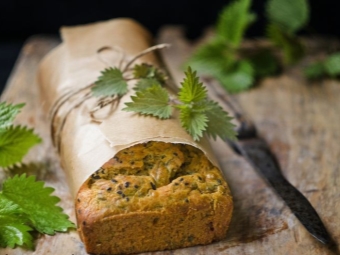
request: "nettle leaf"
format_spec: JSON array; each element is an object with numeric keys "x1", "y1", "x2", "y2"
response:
[
  {"x1": 123, "y1": 85, "x2": 172, "y2": 119},
  {"x1": 179, "y1": 106, "x2": 208, "y2": 141},
  {"x1": 133, "y1": 78, "x2": 162, "y2": 91},
  {"x1": 0, "y1": 195, "x2": 23, "y2": 215},
  {"x1": 133, "y1": 63, "x2": 151, "y2": 78},
  {"x1": 179, "y1": 67, "x2": 208, "y2": 103},
  {"x1": 248, "y1": 50, "x2": 279, "y2": 78},
  {"x1": 0, "y1": 216, "x2": 33, "y2": 249},
  {"x1": 0, "y1": 195, "x2": 33, "y2": 249},
  {"x1": 266, "y1": 0, "x2": 309, "y2": 34},
  {"x1": 324, "y1": 53, "x2": 340, "y2": 77},
  {"x1": 305, "y1": 53, "x2": 340, "y2": 79},
  {"x1": 304, "y1": 62, "x2": 326, "y2": 79},
  {"x1": 0, "y1": 102, "x2": 25, "y2": 129},
  {"x1": 217, "y1": 60, "x2": 254, "y2": 93},
  {"x1": 92, "y1": 67, "x2": 128, "y2": 97},
  {"x1": 266, "y1": 24, "x2": 304, "y2": 65},
  {"x1": 2, "y1": 174, "x2": 75, "y2": 235},
  {"x1": 5, "y1": 162, "x2": 46, "y2": 178},
  {"x1": 216, "y1": 0, "x2": 256, "y2": 47},
  {"x1": 187, "y1": 40, "x2": 234, "y2": 78},
  {"x1": 175, "y1": 67, "x2": 238, "y2": 141},
  {"x1": 133, "y1": 63, "x2": 166, "y2": 84},
  {"x1": 0, "y1": 126, "x2": 41, "y2": 168},
  {"x1": 204, "y1": 100, "x2": 237, "y2": 140}
]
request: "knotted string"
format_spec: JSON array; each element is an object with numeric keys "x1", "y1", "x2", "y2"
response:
[{"x1": 49, "y1": 43, "x2": 171, "y2": 152}]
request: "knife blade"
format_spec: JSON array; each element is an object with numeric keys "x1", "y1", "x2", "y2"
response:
[
  {"x1": 229, "y1": 137, "x2": 332, "y2": 245},
  {"x1": 204, "y1": 79, "x2": 333, "y2": 246}
]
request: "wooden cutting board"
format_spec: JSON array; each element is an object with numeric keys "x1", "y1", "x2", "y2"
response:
[{"x1": 1, "y1": 28, "x2": 339, "y2": 255}]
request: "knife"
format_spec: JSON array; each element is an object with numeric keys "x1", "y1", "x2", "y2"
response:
[{"x1": 204, "y1": 79, "x2": 333, "y2": 246}]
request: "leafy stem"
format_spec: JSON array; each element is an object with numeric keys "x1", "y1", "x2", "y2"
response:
[
  {"x1": 92, "y1": 55, "x2": 237, "y2": 141},
  {"x1": 0, "y1": 102, "x2": 41, "y2": 168},
  {"x1": 0, "y1": 102, "x2": 75, "y2": 249},
  {"x1": 187, "y1": 0, "x2": 310, "y2": 93}
]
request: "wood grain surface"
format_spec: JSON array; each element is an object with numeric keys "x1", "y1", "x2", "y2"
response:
[{"x1": 1, "y1": 28, "x2": 340, "y2": 255}]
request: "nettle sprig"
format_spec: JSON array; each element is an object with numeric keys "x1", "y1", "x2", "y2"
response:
[
  {"x1": 187, "y1": 0, "x2": 311, "y2": 93},
  {"x1": 91, "y1": 62, "x2": 237, "y2": 141},
  {"x1": 0, "y1": 102, "x2": 41, "y2": 168},
  {"x1": 305, "y1": 52, "x2": 340, "y2": 79},
  {"x1": 265, "y1": 0, "x2": 309, "y2": 65},
  {"x1": 187, "y1": 0, "x2": 257, "y2": 93},
  {"x1": 0, "y1": 102, "x2": 75, "y2": 249}
]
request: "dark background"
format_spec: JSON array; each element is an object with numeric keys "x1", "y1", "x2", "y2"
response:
[{"x1": 1, "y1": 0, "x2": 340, "y2": 94}]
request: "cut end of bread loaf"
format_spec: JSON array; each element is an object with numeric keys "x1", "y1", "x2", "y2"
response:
[{"x1": 76, "y1": 141, "x2": 233, "y2": 255}]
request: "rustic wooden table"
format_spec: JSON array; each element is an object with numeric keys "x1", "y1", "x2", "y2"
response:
[{"x1": 1, "y1": 27, "x2": 339, "y2": 255}]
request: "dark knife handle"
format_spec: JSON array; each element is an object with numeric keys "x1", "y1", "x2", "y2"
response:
[{"x1": 234, "y1": 138, "x2": 332, "y2": 245}]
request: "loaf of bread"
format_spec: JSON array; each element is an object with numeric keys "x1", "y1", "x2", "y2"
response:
[
  {"x1": 38, "y1": 18, "x2": 233, "y2": 255},
  {"x1": 76, "y1": 141, "x2": 233, "y2": 254}
]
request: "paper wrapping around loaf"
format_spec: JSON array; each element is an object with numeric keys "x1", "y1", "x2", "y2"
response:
[{"x1": 38, "y1": 18, "x2": 220, "y2": 198}]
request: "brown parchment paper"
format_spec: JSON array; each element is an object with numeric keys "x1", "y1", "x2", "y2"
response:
[{"x1": 38, "y1": 18, "x2": 219, "y2": 198}]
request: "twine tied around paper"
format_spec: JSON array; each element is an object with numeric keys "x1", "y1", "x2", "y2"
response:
[{"x1": 49, "y1": 43, "x2": 171, "y2": 152}]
